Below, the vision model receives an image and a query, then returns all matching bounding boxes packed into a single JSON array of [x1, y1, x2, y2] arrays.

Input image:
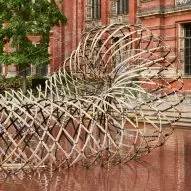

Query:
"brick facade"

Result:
[[52, 0, 137, 72], [85, 0, 137, 29], [50, 0, 85, 72], [2, 0, 137, 75], [2, 0, 85, 75], [138, 0, 191, 93], [3, 0, 191, 94]]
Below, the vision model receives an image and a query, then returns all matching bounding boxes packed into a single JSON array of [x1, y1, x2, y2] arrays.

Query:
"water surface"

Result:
[[0, 128, 190, 191]]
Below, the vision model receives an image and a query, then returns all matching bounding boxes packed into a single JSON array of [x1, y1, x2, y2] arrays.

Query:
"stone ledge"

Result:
[[138, 6, 191, 18], [140, 0, 154, 2]]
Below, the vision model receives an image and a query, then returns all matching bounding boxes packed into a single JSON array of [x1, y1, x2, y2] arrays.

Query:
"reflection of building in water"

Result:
[[185, 131, 191, 189]]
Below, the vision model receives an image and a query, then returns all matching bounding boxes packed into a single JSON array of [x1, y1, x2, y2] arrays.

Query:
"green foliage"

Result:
[[0, 0, 67, 69], [0, 75, 23, 90], [0, 74, 47, 91]]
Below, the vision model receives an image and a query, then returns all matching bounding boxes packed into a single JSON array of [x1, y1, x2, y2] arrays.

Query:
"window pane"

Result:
[[92, 0, 101, 19], [117, 0, 129, 15], [36, 65, 48, 76], [19, 66, 31, 76], [117, 0, 120, 14], [184, 24, 191, 75]]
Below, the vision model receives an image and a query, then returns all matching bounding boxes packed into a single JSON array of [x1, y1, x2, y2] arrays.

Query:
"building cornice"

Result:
[[138, 6, 191, 19]]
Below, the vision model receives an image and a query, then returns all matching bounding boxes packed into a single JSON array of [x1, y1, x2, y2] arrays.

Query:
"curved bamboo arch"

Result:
[[0, 24, 184, 173]]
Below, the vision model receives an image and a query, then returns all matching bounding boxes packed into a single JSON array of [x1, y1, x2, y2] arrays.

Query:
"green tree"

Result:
[[0, 0, 67, 93]]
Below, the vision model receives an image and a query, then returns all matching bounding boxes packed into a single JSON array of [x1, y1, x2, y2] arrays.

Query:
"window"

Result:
[[92, 0, 101, 19], [184, 24, 191, 75], [113, 37, 122, 67], [18, 66, 31, 76], [36, 65, 48, 76], [116, 0, 129, 15], [33, 42, 48, 76], [176, 0, 191, 7]]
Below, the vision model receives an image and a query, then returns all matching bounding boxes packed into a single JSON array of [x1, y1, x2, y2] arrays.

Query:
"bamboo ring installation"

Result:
[[0, 24, 184, 173]]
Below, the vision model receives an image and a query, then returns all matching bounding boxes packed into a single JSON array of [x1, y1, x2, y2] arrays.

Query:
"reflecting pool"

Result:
[[0, 128, 190, 191]]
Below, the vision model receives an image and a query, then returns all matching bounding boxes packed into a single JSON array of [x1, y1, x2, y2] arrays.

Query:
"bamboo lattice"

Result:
[[0, 24, 184, 173]]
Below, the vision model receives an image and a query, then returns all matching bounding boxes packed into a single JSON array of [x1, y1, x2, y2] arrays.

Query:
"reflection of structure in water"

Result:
[[0, 129, 190, 191]]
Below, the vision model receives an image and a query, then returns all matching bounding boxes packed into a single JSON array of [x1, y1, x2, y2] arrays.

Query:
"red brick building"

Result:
[[84, 0, 137, 29], [53, 0, 191, 95], [2, 0, 191, 94], [1, 0, 85, 76], [137, 0, 191, 93], [1, 0, 138, 76], [50, 0, 137, 72], [49, 0, 85, 73]]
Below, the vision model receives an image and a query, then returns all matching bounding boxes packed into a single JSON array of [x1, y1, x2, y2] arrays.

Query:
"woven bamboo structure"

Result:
[[0, 24, 184, 173]]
